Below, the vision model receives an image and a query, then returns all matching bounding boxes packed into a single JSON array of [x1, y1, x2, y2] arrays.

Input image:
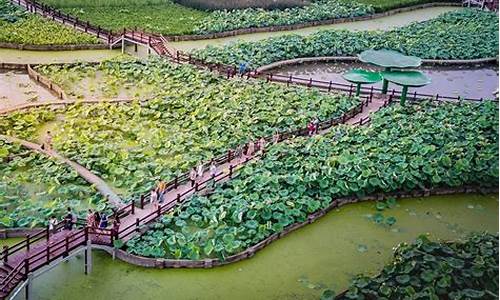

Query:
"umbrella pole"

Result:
[[356, 83, 361, 96], [400, 86, 408, 106], [381, 67, 390, 94]]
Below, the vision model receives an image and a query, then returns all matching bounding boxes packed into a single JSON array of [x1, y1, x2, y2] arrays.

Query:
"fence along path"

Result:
[[0, 93, 389, 298], [8, 0, 497, 104]]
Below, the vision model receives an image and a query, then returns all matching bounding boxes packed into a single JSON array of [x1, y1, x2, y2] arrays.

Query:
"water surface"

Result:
[[274, 62, 499, 99]]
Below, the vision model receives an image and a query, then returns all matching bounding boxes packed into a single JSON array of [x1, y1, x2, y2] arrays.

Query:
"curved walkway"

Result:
[[0, 134, 124, 207], [170, 6, 462, 51]]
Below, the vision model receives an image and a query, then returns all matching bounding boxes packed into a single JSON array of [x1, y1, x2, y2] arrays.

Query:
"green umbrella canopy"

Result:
[[380, 70, 431, 87], [358, 49, 422, 68], [342, 69, 382, 84]]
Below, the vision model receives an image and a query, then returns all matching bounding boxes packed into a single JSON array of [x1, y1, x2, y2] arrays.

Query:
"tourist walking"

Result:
[[246, 140, 255, 156], [272, 131, 280, 144], [189, 168, 197, 187], [112, 217, 121, 238], [48, 215, 57, 234], [42, 131, 53, 151], [258, 137, 266, 154], [63, 207, 75, 230], [313, 117, 320, 134], [99, 214, 108, 229], [210, 160, 217, 179], [150, 188, 159, 209], [86, 209, 94, 227], [197, 163, 204, 179], [307, 121, 316, 136], [93, 211, 101, 228]]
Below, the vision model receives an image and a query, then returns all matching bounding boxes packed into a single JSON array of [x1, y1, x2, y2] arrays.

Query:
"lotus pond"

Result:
[[125, 101, 498, 260], [192, 9, 499, 68], [3, 193, 498, 300], [0, 57, 360, 204]]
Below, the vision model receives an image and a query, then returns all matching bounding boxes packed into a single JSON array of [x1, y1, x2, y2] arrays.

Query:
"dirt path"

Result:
[[0, 134, 124, 208]]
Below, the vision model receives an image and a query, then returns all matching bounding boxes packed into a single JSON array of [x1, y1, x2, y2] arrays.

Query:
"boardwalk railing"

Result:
[[0, 226, 94, 297]]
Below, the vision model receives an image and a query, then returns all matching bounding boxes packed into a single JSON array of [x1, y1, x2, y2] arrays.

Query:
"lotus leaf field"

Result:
[[193, 10, 499, 68], [40, 0, 374, 35], [0, 140, 106, 228], [0, 57, 360, 204], [0, 0, 99, 45], [335, 232, 499, 299], [124, 101, 499, 260]]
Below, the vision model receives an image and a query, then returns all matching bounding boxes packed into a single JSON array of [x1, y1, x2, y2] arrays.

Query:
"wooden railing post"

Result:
[[3, 246, 8, 263], [26, 234, 30, 252], [174, 176, 178, 189], [176, 194, 181, 203], [24, 258, 29, 279], [349, 84, 353, 97], [46, 225, 50, 241], [65, 236, 69, 256], [135, 218, 140, 232], [157, 205, 161, 217], [328, 81, 332, 92], [195, 183, 199, 192], [229, 165, 233, 178], [131, 201, 135, 215], [227, 149, 232, 162], [46, 243, 50, 264], [140, 195, 145, 209]]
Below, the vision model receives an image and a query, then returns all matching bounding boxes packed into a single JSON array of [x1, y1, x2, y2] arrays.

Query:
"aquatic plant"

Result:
[[193, 10, 499, 67], [125, 101, 499, 259], [335, 232, 499, 299]]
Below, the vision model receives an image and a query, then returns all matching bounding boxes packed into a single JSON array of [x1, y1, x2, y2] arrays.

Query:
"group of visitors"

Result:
[[48, 207, 119, 234], [234, 137, 268, 158], [150, 181, 168, 209], [307, 117, 320, 136], [189, 160, 219, 188]]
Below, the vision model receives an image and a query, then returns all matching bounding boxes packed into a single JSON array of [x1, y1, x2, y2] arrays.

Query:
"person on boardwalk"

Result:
[[189, 168, 197, 187], [307, 121, 316, 136], [42, 131, 53, 151], [63, 207, 74, 230], [93, 211, 101, 228], [246, 140, 255, 156], [313, 117, 320, 134], [258, 137, 266, 154], [112, 217, 121, 239], [99, 214, 108, 229], [150, 188, 159, 209], [86, 209, 94, 229], [197, 163, 204, 179], [48, 215, 57, 234], [157, 181, 167, 204], [209, 160, 217, 179], [272, 130, 280, 144]]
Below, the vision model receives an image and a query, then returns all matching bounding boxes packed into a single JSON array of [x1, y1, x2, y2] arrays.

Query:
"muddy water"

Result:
[[273, 62, 499, 99], [0, 69, 59, 111], [6, 193, 498, 300], [171, 6, 462, 52]]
